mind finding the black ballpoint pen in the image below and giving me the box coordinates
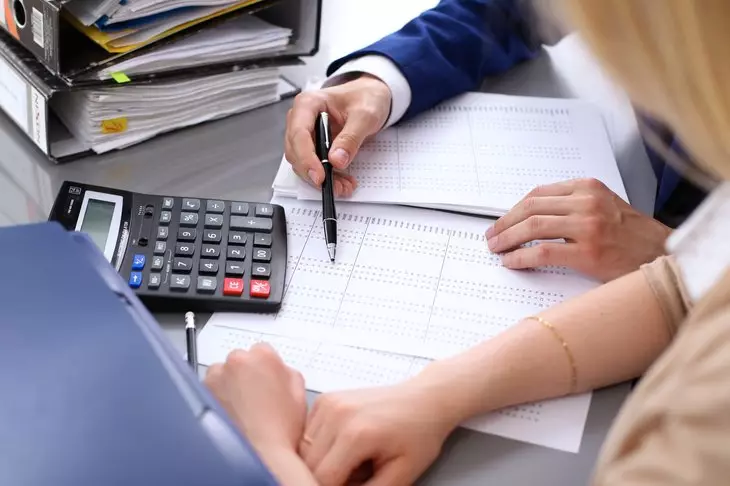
[315,112,337,262]
[185,311,198,373]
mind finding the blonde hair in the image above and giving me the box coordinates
[564,0,730,183]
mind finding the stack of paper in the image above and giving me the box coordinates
[51,67,287,154]
[274,92,626,217]
[196,92,631,453]
[95,15,291,80]
[66,0,264,53]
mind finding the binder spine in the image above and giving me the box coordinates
[0,45,49,154]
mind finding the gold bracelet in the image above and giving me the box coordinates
[527,316,578,394]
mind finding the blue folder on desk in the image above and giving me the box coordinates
[0,223,278,486]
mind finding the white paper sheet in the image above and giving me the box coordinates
[296,92,627,216]
[197,325,592,453]
[211,198,599,361]
[201,198,598,452]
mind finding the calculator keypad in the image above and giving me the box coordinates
[128,196,284,310]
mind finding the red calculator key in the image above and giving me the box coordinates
[250,280,271,298]
[223,278,244,296]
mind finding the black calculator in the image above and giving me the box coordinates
[49,181,286,313]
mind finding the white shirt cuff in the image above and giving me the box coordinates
[323,55,412,128]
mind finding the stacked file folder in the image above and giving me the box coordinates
[0,0,322,161]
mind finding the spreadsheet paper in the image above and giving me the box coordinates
[200,198,597,452]
[296,92,626,216]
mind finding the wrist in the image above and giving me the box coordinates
[407,360,483,431]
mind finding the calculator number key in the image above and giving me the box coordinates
[200,260,219,275]
[175,244,195,257]
[206,200,225,213]
[170,275,191,291]
[254,233,272,247]
[225,262,245,276]
[205,214,224,229]
[253,248,271,262]
[182,198,201,211]
[227,247,246,260]
[228,232,247,245]
[151,256,165,270]
[197,276,217,294]
[201,245,221,258]
[180,212,199,226]
[173,258,193,273]
[223,278,244,296]
[177,229,197,241]
[252,264,271,278]
[230,216,273,232]
[250,280,270,298]
[203,230,222,243]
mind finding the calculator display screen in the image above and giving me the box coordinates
[80,199,116,251]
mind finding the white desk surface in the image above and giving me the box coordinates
[0,3,649,483]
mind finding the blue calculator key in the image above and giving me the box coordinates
[132,254,146,270]
[128,272,143,288]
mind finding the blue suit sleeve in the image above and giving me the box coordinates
[327,0,541,120]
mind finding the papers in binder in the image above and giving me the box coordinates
[51,67,288,154]
[96,15,291,79]
[67,0,264,53]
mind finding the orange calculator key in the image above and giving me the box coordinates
[223,278,244,296]
[250,280,271,298]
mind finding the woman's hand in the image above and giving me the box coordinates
[300,380,461,486]
[205,344,307,456]
[486,178,671,282]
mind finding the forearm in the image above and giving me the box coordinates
[256,446,318,486]
[416,269,672,426]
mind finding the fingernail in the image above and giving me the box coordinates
[308,169,320,185]
[331,148,350,167]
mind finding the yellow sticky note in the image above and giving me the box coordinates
[111,72,131,83]
[101,118,128,134]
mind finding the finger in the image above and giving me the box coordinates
[329,110,379,169]
[334,173,358,198]
[205,363,224,382]
[522,181,577,199]
[362,458,416,486]
[487,196,576,238]
[334,180,344,197]
[300,397,336,468]
[488,215,579,253]
[301,423,339,475]
[288,94,327,185]
[500,242,577,270]
[314,430,375,486]
[291,128,325,186]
